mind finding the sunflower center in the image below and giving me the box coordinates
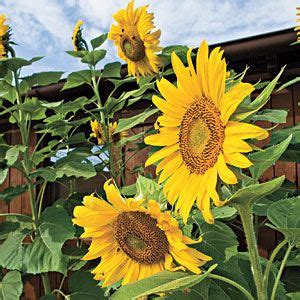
[120,29,145,61]
[113,211,169,264]
[179,97,225,175]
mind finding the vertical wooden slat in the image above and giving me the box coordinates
[272,89,296,183]
[124,126,155,185]
[292,84,300,189]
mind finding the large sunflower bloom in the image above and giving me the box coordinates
[144,41,268,224]
[0,14,9,58]
[72,19,84,51]
[72,180,211,287]
[108,0,162,79]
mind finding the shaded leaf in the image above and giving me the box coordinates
[267,196,300,244]
[0,270,23,300]
[81,50,106,66]
[68,270,105,299]
[90,33,108,49]
[249,134,292,180]
[102,62,121,78]
[227,176,285,207]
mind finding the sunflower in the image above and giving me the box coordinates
[90,120,128,145]
[0,14,9,58]
[72,19,84,51]
[108,0,162,79]
[144,41,268,224]
[72,179,211,287]
[295,7,300,43]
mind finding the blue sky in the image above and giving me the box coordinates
[1,0,298,76]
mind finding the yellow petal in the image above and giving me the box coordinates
[153,95,186,117]
[196,40,210,98]
[156,77,189,108]
[104,179,128,211]
[144,128,179,147]
[223,136,253,153]
[158,154,183,184]
[224,152,253,168]
[220,82,254,124]
[225,121,269,140]
[217,154,238,184]
[171,51,198,99]
[145,144,179,167]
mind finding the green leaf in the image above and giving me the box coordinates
[227,176,285,207]
[269,124,300,146]
[56,161,97,179]
[0,230,28,270]
[0,184,28,204]
[54,96,94,116]
[22,236,69,274]
[39,206,76,253]
[250,109,288,123]
[102,62,121,78]
[5,145,25,166]
[21,71,64,88]
[211,206,237,221]
[135,175,167,206]
[248,134,292,180]
[68,270,105,299]
[66,50,89,58]
[0,271,23,300]
[81,49,107,66]
[195,221,238,263]
[0,169,8,185]
[23,206,75,274]
[90,33,108,49]
[232,67,285,121]
[137,265,217,298]
[115,108,158,133]
[0,222,19,240]
[267,196,300,244]
[276,77,300,92]
[62,70,93,91]
[0,57,31,72]
[287,292,300,300]
[162,45,189,55]
[111,266,217,300]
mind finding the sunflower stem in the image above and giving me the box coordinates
[263,239,288,293]
[236,204,266,300]
[270,242,293,300]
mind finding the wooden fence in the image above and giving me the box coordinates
[0,28,299,298]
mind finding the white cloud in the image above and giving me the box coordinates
[0,0,298,74]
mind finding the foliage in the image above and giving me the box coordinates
[0,6,299,300]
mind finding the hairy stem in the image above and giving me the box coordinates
[237,205,266,300]
[263,239,288,293]
[270,242,293,300]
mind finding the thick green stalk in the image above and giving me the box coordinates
[270,243,293,300]
[237,205,266,300]
[263,239,288,293]
[208,274,254,300]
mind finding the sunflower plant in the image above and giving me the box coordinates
[0,1,300,300]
